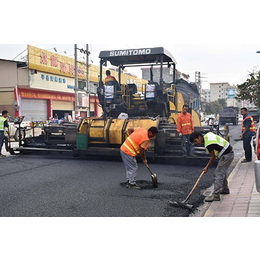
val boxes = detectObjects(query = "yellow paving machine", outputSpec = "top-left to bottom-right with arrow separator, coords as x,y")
17,47 -> 217,161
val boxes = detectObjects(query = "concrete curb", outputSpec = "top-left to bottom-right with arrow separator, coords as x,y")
191,155 -> 244,217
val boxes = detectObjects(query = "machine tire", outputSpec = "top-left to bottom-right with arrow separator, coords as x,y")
14,129 -> 25,142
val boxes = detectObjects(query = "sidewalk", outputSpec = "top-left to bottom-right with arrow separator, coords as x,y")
202,154 -> 260,217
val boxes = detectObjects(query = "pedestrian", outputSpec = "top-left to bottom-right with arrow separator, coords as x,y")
177,104 -> 195,157
0,110 -> 9,158
240,107 -> 256,163
105,70 -> 117,85
190,131 -> 234,202
120,127 -> 158,189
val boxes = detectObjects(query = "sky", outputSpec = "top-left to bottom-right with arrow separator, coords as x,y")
1,43 -> 260,89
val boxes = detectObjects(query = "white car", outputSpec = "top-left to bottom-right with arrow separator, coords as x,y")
0,114 -> 32,141
254,125 -> 260,193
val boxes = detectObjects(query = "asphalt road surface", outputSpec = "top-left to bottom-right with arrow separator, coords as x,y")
0,124 -> 244,217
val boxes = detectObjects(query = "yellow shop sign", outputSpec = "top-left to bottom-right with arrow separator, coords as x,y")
28,45 -> 86,80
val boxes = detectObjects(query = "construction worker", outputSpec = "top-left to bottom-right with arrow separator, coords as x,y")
190,132 -> 234,202
240,107 -> 256,163
120,127 -> 158,189
0,110 -> 9,158
177,104 -> 195,157
105,70 -> 117,85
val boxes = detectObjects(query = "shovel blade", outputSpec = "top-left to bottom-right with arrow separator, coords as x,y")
168,200 -> 193,210
151,174 -> 158,188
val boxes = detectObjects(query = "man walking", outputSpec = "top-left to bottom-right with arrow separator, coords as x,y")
120,127 -> 158,189
177,104 -> 195,156
0,110 -> 9,158
240,107 -> 256,163
190,131 -> 234,202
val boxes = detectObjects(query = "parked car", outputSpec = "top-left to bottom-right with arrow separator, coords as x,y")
254,124 -> 260,193
0,113 -> 32,141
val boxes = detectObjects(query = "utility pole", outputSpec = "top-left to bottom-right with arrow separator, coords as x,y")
86,44 -> 90,117
195,71 -> 202,112
74,44 -> 79,119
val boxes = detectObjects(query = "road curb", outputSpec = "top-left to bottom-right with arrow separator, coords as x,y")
191,155 -> 244,217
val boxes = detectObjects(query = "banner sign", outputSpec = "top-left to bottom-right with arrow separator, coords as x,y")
28,45 -> 86,80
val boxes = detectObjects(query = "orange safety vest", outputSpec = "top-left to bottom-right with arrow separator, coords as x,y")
242,116 -> 256,133
120,128 -> 150,157
105,75 -> 117,85
177,112 -> 194,135
258,136 -> 260,160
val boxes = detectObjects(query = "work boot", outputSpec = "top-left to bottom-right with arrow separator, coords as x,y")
241,159 -> 251,163
220,189 -> 230,195
205,194 -> 220,202
127,183 -> 141,190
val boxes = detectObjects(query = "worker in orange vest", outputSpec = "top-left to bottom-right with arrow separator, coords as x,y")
177,104 -> 195,157
240,107 -> 256,163
105,70 -> 117,85
120,127 -> 158,189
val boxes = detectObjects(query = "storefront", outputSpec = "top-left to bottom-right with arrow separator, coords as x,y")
13,45 -> 94,121
15,88 -> 76,121
2,45 -> 147,120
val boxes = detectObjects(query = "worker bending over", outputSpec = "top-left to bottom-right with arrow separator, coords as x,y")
190,132 -> 234,202
120,127 -> 158,190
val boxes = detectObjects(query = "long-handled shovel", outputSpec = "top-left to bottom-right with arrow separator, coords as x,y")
146,165 -> 158,188
124,131 -> 158,189
169,171 -> 206,210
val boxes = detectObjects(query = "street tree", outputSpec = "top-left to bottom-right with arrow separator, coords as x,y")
237,70 -> 260,108
218,98 -> 227,109
205,99 -> 225,115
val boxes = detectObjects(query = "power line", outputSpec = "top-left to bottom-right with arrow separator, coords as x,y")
12,49 -> 27,61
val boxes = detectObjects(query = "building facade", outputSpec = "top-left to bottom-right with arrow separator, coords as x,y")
202,89 -> 210,103
210,82 -> 238,107
0,45 -> 147,121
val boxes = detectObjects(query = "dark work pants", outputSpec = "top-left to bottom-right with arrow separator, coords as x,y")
0,131 -> 4,155
181,134 -> 195,155
243,137 -> 253,162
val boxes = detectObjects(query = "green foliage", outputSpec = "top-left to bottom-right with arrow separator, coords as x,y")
218,98 -> 227,108
237,70 -> 260,108
205,99 -> 227,115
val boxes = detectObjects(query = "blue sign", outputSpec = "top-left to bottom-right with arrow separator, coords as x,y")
227,89 -> 235,99
41,74 -> 66,84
